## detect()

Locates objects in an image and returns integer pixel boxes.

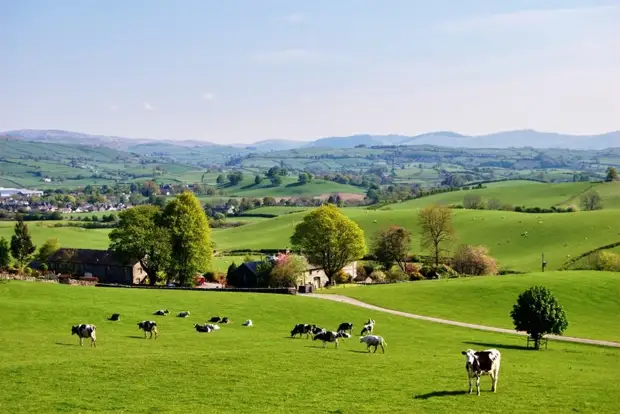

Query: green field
[321,271,620,342]
[0,281,618,413]
[222,176,365,198]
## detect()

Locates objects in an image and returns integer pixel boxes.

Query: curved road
[301,293,620,348]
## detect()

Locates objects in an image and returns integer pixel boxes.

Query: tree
[0,237,11,269]
[463,194,485,209]
[371,226,412,271]
[291,204,367,285]
[452,244,498,275]
[418,204,455,266]
[298,172,311,185]
[606,167,619,182]
[163,191,213,286]
[109,205,172,286]
[141,180,160,197]
[580,190,603,211]
[510,285,568,350]
[36,238,60,263]
[254,175,263,185]
[216,174,226,185]
[263,196,276,206]
[270,175,283,186]
[227,171,243,185]
[269,254,308,287]
[10,218,36,270]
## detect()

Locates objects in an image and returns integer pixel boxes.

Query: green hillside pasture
[0,282,618,413]
[226,177,365,198]
[578,181,620,210]
[0,221,110,250]
[213,208,620,272]
[323,271,620,342]
[238,206,309,216]
[387,181,595,211]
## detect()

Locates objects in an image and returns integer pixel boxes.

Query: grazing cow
[337,322,353,334]
[290,323,313,339]
[71,324,96,347]
[209,316,221,323]
[177,311,191,318]
[153,309,169,316]
[242,319,253,327]
[194,324,213,333]
[461,349,501,395]
[359,335,387,353]
[336,332,351,339]
[311,326,325,335]
[313,331,340,349]
[138,321,159,339]
[108,313,120,321]
[221,317,230,324]
[360,319,376,335]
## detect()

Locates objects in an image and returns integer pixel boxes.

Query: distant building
[0,187,44,197]
[47,248,146,285]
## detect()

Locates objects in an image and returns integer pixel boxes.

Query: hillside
[322,271,620,341]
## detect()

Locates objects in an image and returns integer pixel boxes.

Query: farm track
[302,293,620,348]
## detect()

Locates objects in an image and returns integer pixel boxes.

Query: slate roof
[48,248,136,266]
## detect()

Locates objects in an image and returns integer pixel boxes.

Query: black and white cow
[337,322,353,334]
[359,335,387,353]
[221,317,230,324]
[153,309,169,316]
[311,325,325,335]
[290,323,313,339]
[71,324,96,347]
[194,323,217,333]
[108,313,120,321]
[177,311,191,318]
[209,316,221,323]
[313,330,340,349]
[461,348,501,395]
[360,319,375,335]
[138,320,159,339]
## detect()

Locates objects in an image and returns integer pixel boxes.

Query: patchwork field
[321,271,620,342]
[0,281,618,413]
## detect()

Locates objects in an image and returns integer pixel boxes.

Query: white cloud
[202,92,215,101]
[143,102,154,111]
[436,4,620,32]
[251,48,319,64]
[283,13,304,24]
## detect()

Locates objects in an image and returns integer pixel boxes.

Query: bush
[463,194,485,209]
[334,269,352,284]
[452,244,499,276]
[386,268,408,282]
[404,262,424,281]
[369,270,386,282]
[355,264,367,281]
[585,251,620,272]
[203,271,217,282]
[23,267,32,276]
[487,198,502,210]
[40,263,48,272]
[420,264,458,279]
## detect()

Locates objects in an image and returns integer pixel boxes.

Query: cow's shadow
[463,341,531,351]
[55,342,76,347]
[127,335,146,339]
[414,390,467,400]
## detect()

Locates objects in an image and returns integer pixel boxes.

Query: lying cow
[108,313,120,321]
[209,316,221,323]
[313,331,340,349]
[138,321,158,339]
[461,348,501,395]
[360,319,375,335]
[360,335,387,353]
[177,311,191,318]
[71,324,96,347]
[242,319,253,327]
[337,322,353,334]
[290,323,314,339]
[221,317,230,324]
[194,323,219,333]
[153,309,169,316]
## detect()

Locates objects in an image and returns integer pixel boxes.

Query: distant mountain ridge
[3,128,619,151]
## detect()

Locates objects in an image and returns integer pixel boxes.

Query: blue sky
[1,0,618,143]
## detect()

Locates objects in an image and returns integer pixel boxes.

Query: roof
[237,261,263,276]
[48,248,137,267]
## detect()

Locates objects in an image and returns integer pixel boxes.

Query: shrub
[40,263,48,272]
[404,262,424,280]
[487,198,503,210]
[269,254,308,287]
[334,269,352,284]
[203,271,217,282]
[355,264,367,281]
[369,270,386,282]
[463,194,485,209]
[420,264,458,279]
[452,244,499,276]
[585,251,620,272]
[386,268,409,282]
[23,267,32,276]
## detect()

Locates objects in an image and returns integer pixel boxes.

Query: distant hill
[3,128,619,151]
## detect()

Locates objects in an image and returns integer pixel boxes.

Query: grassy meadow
[0,281,618,413]
[321,271,620,342]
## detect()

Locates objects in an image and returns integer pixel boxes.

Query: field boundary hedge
[95,283,297,295]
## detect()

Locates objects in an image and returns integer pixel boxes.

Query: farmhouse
[47,248,146,285]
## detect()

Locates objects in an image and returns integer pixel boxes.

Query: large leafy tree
[0,237,11,269]
[606,167,619,182]
[164,191,213,286]
[109,205,172,285]
[418,204,455,266]
[36,238,60,263]
[291,204,367,285]
[371,226,412,271]
[10,218,36,270]
[510,285,568,350]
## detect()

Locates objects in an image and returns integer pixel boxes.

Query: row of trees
[0,220,60,271]
[109,191,212,286]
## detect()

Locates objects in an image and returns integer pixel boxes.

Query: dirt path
[301,293,620,348]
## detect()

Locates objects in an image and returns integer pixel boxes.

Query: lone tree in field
[0,237,11,269]
[164,191,213,286]
[606,167,619,182]
[10,218,36,270]
[291,204,367,286]
[109,205,172,286]
[580,190,603,211]
[510,285,568,350]
[418,204,455,266]
[371,226,412,271]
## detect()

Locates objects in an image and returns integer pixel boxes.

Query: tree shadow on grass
[414,390,467,400]
[463,341,532,351]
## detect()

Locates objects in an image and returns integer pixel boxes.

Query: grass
[222,176,365,198]
[0,281,618,413]
[321,271,620,342]
[0,221,110,249]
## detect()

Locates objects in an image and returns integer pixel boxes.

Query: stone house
[47,248,146,285]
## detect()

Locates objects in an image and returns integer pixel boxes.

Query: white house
[302,261,357,289]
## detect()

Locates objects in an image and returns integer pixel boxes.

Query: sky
[1,0,618,144]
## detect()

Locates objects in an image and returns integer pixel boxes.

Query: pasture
[0,281,618,413]
[322,271,620,342]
